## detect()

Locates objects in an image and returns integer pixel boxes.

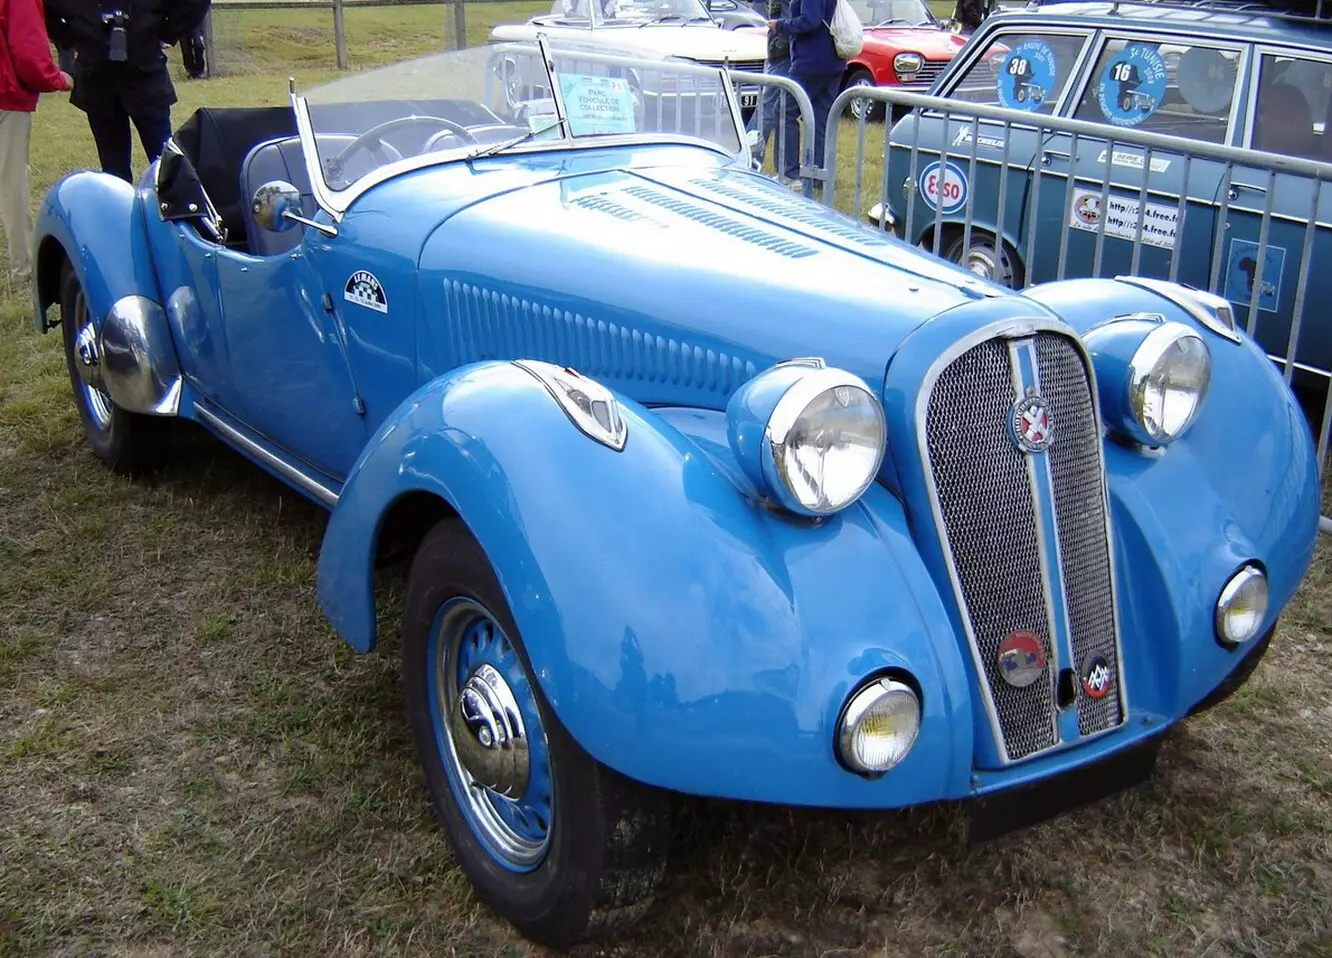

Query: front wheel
[941,231,1023,289]
[402,519,672,947]
[843,69,882,123]
[58,260,166,473]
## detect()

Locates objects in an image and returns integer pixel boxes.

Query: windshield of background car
[545,0,712,27]
[1251,52,1332,160]
[945,30,1089,115]
[849,0,933,27]
[299,42,743,196]
[1070,36,1242,146]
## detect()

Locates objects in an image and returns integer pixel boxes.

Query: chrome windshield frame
[290,38,748,220]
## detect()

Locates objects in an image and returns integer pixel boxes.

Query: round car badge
[1081,653,1114,700]
[997,630,1047,688]
[1010,387,1053,454]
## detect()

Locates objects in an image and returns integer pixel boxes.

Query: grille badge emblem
[1081,653,1113,700]
[997,630,1047,688]
[1010,387,1053,453]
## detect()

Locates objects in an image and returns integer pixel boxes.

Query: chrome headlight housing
[893,52,924,77]
[1215,563,1268,647]
[1084,318,1210,448]
[1127,323,1210,445]
[726,359,887,516]
[836,676,920,775]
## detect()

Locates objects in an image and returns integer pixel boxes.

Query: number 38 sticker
[919,160,968,214]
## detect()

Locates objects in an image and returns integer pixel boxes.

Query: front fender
[33,171,180,416]
[317,360,978,807]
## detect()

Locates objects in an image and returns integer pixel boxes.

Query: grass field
[1,7,1331,957]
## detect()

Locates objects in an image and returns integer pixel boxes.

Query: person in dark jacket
[0,0,72,276]
[749,0,799,184]
[769,0,845,186]
[952,0,988,33]
[45,0,210,181]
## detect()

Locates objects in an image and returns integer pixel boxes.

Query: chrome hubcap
[450,663,530,798]
[72,291,113,430]
[431,597,552,871]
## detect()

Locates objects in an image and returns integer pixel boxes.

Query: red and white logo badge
[1081,653,1113,700]
[1010,389,1053,454]
[996,630,1047,689]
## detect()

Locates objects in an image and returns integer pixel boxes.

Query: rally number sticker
[996,39,1057,112]
[919,161,968,214]
[1096,43,1167,127]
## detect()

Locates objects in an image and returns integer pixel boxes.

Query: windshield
[543,0,713,27]
[848,0,934,26]
[298,41,743,203]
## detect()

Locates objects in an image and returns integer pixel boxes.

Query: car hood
[411,161,1001,405]
[863,27,966,58]
[489,21,769,62]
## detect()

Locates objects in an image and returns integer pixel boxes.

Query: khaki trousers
[0,110,34,275]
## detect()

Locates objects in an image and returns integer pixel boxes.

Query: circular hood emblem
[997,630,1047,688]
[1011,388,1053,453]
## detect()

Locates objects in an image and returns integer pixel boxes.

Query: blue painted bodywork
[33,100,1320,809]
[885,1,1332,378]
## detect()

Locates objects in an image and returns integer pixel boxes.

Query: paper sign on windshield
[557,74,637,136]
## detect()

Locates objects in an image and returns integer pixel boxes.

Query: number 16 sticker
[919,160,968,214]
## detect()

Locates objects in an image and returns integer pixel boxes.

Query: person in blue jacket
[768,0,845,186]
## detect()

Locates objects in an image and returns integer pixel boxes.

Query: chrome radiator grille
[923,330,1123,763]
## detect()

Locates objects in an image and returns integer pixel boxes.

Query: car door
[1026,32,1245,290]
[887,26,1094,284]
[179,224,369,480]
[1223,48,1332,380]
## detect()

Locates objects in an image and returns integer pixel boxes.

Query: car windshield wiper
[466,122,563,161]
[638,14,687,26]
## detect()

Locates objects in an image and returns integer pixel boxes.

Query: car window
[945,31,1091,115]
[1251,53,1332,161]
[1071,37,1241,146]
[848,0,934,27]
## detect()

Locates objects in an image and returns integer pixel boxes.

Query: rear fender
[316,360,976,807]
[33,171,181,416]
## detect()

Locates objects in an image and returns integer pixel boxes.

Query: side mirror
[251,180,301,233]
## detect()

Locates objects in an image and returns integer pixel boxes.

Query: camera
[100,7,129,62]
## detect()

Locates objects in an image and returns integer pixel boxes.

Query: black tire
[941,231,1024,289]
[402,519,672,947]
[58,260,167,474]
[843,68,882,123]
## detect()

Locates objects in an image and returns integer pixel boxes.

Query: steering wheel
[326,115,481,176]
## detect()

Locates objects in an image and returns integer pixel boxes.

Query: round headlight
[1215,564,1268,647]
[762,368,886,516]
[894,52,924,76]
[1127,322,1210,445]
[836,677,920,775]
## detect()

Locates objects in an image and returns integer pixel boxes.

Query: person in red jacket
[0,0,71,278]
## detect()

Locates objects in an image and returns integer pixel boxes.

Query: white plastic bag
[828,0,864,59]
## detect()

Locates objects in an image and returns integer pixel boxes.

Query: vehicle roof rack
[1021,0,1332,27]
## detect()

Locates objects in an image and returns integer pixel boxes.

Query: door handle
[1041,148,1072,166]
[1227,182,1267,201]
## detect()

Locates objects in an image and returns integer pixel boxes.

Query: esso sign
[919,161,968,214]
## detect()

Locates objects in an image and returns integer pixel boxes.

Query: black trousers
[86,98,172,183]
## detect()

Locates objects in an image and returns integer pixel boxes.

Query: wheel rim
[73,289,114,430]
[428,596,553,872]
[951,241,1016,288]
[848,78,873,120]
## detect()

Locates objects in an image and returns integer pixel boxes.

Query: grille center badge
[1010,388,1053,453]
[997,630,1047,688]
[1081,653,1113,700]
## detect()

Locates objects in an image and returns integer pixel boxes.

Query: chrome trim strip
[193,402,340,507]
[1114,275,1242,343]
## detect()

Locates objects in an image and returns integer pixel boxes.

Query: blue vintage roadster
[31,38,1321,946]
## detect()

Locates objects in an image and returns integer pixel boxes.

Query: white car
[489,0,769,110]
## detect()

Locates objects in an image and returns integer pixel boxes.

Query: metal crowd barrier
[814,85,1331,536]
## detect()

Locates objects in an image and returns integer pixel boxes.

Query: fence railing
[806,83,1331,535]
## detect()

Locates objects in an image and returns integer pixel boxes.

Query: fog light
[836,677,920,775]
[1215,564,1268,647]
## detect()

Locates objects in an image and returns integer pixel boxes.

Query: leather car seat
[1252,82,1317,159]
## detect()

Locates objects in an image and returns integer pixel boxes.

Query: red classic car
[843,0,968,119]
